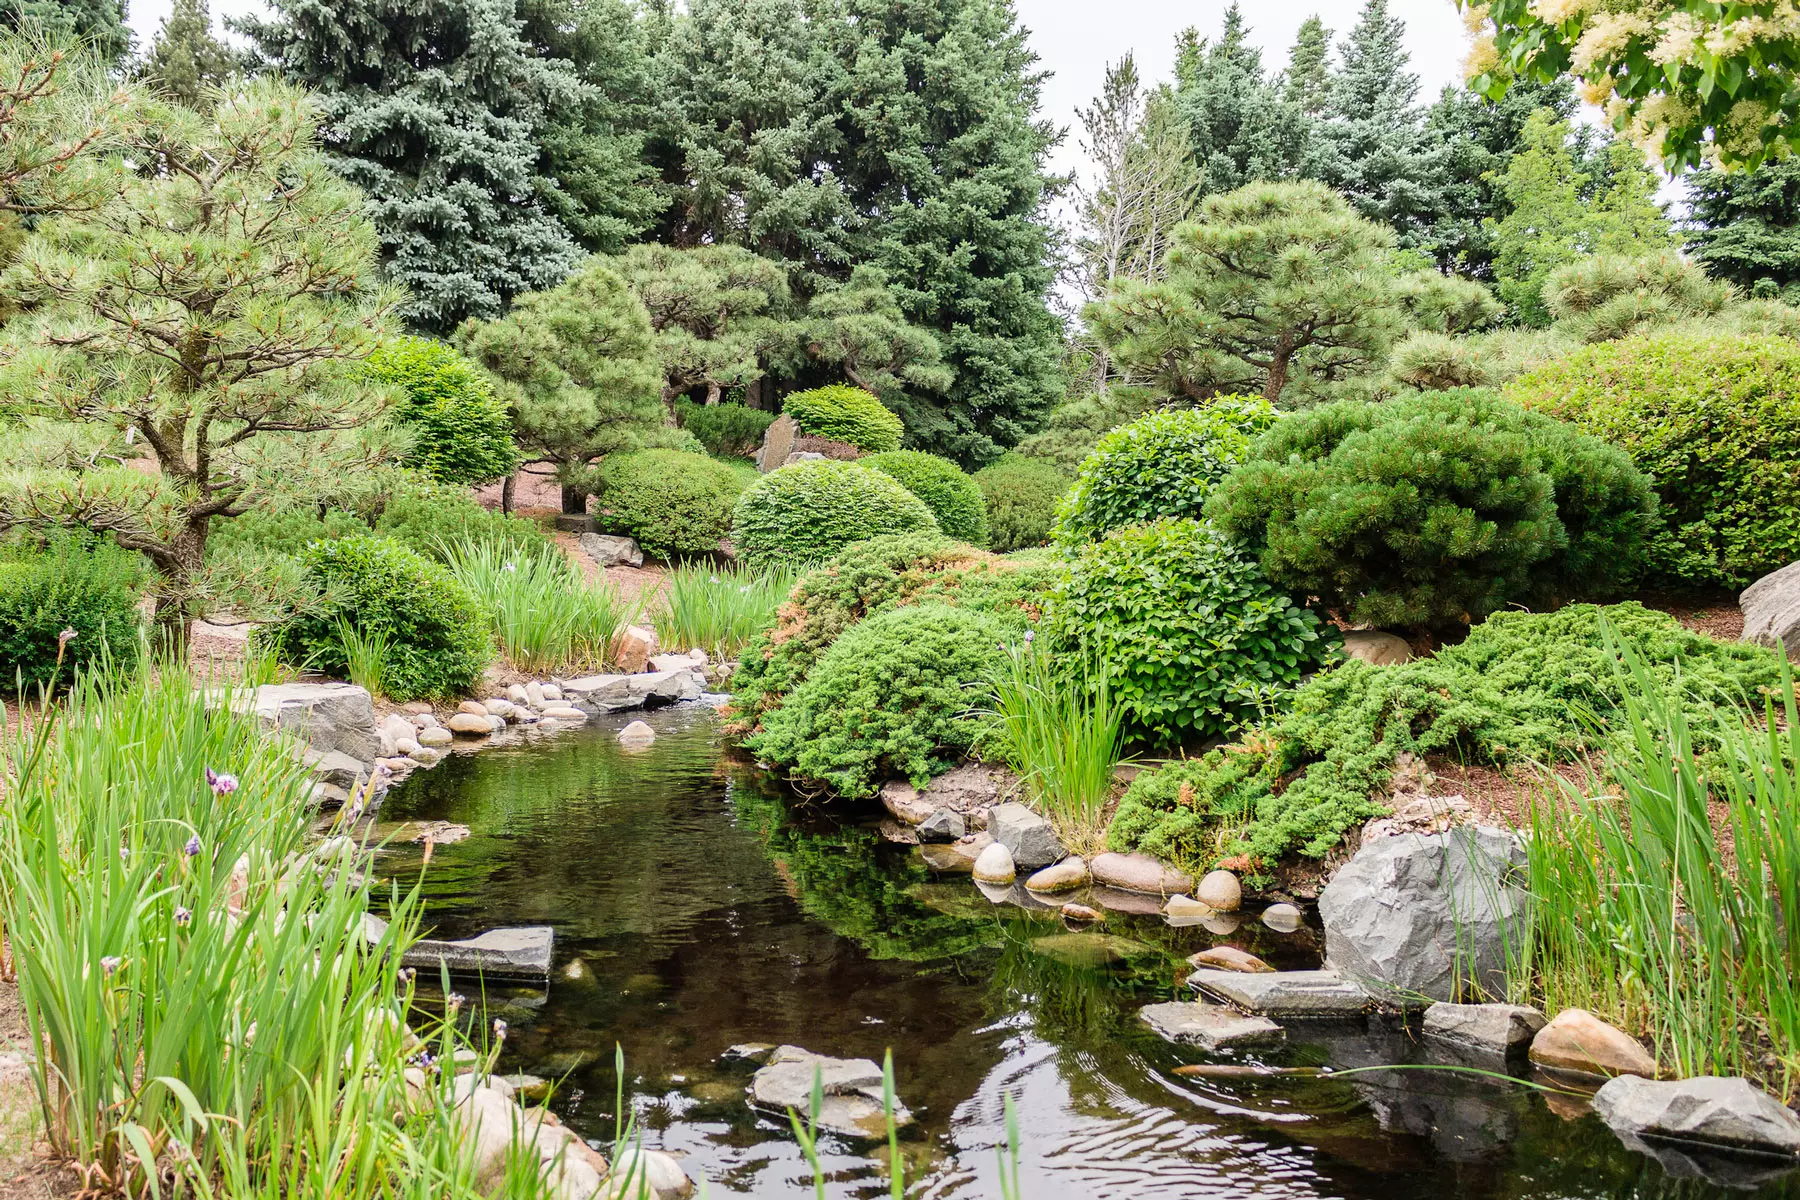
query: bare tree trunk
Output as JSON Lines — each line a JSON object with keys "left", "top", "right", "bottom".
{"left": 501, "top": 472, "right": 515, "bottom": 515}
{"left": 704, "top": 381, "right": 722, "bottom": 406}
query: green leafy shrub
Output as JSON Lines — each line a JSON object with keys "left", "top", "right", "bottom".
{"left": 594, "top": 449, "right": 745, "bottom": 560}
{"left": 1054, "top": 398, "right": 1279, "bottom": 545}
{"left": 972, "top": 455, "right": 1069, "bottom": 552}
{"left": 1207, "top": 389, "right": 1654, "bottom": 632}
{"left": 728, "top": 532, "right": 1052, "bottom": 729}
{"left": 0, "top": 540, "right": 142, "bottom": 691}
{"left": 368, "top": 337, "right": 519, "bottom": 486}
{"left": 675, "top": 399, "right": 777, "bottom": 459}
{"left": 1044, "top": 518, "right": 1333, "bottom": 744}
{"left": 1109, "top": 602, "right": 1786, "bottom": 874}
{"left": 1505, "top": 332, "right": 1800, "bottom": 587}
{"left": 781, "top": 385, "right": 904, "bottom": 452}
{"left": 862, "top": 450, "right": 989, "bottom": 545}
{"left": 731, "top": 460, "right": 937, "bottom": 568}
{"left": 263, "top": 536, "right": 490, "bottom": 701}
{"left": 744, "top": 603, "right": 1005, "bottom": 796}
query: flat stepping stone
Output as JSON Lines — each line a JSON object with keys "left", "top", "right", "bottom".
{"left": 1139, "top": 1001, "right": 1284, "bottom": 1050}
{"left": 1188, "top": 968, "right": 1372, "bottom": 1018}
{"left": 400, "top": 924, "right": 554, "bottom": 980}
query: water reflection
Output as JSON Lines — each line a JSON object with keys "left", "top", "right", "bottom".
{"left": 376, "top": 706, "right": 1800, "bottom": 1199}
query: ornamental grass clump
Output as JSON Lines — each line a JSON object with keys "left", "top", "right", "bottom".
{"left": 653, "top": 561, "right": 796, "bottom": 662}
{"left": 1512, "top": 636, "right": 1800, "bottom": 1103}
{"left": 0, "top": 669, "right": 494, "bottom": 1196}
{"left": 441, "top": 539, "right": 633, "bottom": 674}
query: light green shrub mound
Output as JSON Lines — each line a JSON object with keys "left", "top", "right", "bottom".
{"left": 1044, "top": 518, "right": 1333, "bottom": 745}
{"left": 862, "top": 449, "right": 989, "bottom": 545}
{"left": 263, "top": 535, "right": 490, "bottom": 701}
{"left": 731, "top": 460, "right": 937, "bottom": 568}
{"left": 0, "top": 538, "right": 142, "bottom": 691}
{"left": 1207, "top": 388, "right": 1654, "bottom": 632}
{"left": 368, "top": 337, "right": 519, "bottom": 486}
{"left": 675, "top": 399, "right": 777, "bottom": 460}
{"left": 728, "top": 532, "right": 1052, "bottom": 728}
{"left": 1053, "top": 398, "right": 1279, "bottom": 545}
{"left": 972, "top": 455, "right": 1068, "bottom": 552}
{"left": 744, "top": 603, "right": 1006, "bottom": 797}
{"left": 1505, "top": 332, "right": 1800, "bottom": 588}
{"left": 1109, "top": 601, "right": 1786, "bottom": 876}
{"left": 781, "top": 384, "right": 904, "bottom": 452}
{"left": 594, "top": 449, "right": 745, "bottom": 560}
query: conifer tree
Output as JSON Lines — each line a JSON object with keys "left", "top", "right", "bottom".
{"left": 1, "top": 0, "right": 127, "bottom": 64}
{"left": 1173, "top": 5, "right": 1309, "bottom": 197}
{"left": 1282, "top": 16, "right": 1331, "bottom": 115}
{"left": 1305, "top": 0, "right": 1439, "bottom": 249}
{"left": 141, "top": 0, "right": 232, "bottom": 108}
{"left": 1686, "top": 159, "right": 1800, "bottom": 302}
{"left": 240, "top": 0, "right": 588, "bottom": 331}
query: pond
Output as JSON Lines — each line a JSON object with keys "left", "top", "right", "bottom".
{"left": 375, "top": 704, "right": 1800, "bottom": 1200}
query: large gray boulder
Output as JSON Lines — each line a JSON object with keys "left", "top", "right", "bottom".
{"left": 1593, "top": 1075, "right": 1800, "bottom": 1160}
{"left": 1742, "top": 559, "right": 1800, "bottom": 662}
{"left": 236, "top": 683, "right": 380, "bottom": 762}
{"left": 579, "top": 532, "right": 643, "bottom": 569}
{"left": 1319, "top": 826, "right": 1527, "bottom": 1004}
{"left": 988, "top": 802, "right": 1066, "bottom": 870}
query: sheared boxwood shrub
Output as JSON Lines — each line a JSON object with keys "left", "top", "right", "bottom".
{"left": 1043, "top": 517, "right": 1334, "bottom": 745}
{"left": 263, "top": 535, "right": 490, "bottom": 701}
{"left": 0, "top": 538, "right": 143, "bottom": 691}
{"left": 744, "top": 603, "right": 1005, "bottom": 797}
{"left": 1053, "top": 397, "right": 1278, "bottom": 545}
{"left": 675, "top": 399, "right": 776, "bottom": 460}
{"left": 1108, "top": 601, "right": 1785, "bottom": 876}
{"left": 1207, "top": 388, "right": 1654, "bottom": 633}
{"left": 973, "top": 455, "right": 1068, "bottom": 552}
{"left": 368, "top": 337, "right": 519, "bottom": 486}
{"left": 1505, "top": 331, "right": 1800, "bottom": 588}
{"left": 728, "top": 532, "right": 1052, "bottom": 729}
{"left": 731, "top": 459, "right": 936, "bottom": 568}
{"left": 781, "top": 385, "right": 904, "bottom": 452}
{"left": 594, "top": 448, "right": 744, "bottom": 560}
{"left": 862, "top": 450, "right": 989, "bottom": 545}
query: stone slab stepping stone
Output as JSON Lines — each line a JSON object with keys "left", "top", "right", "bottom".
{"left": 387, "top": 921, "right": 554, "bottom": 980}
{"left": 1422, "top": 1002, "right": 1545, "bottom": 1060}
{"left": 1593, "top": 1074, "right": 1800, "bottom": 1161}
{"left": 1090, "top": 851, "right": 1194, "bottom": 896}
{"left": 1188, "top": 969, "right": 1372, "bottom": 1018}
{"left": 748, "top": 1046, "right": 911, "bottom": 1139}
{"left": 1139, "top": 1001, "right": 1284, "bottom": 1050}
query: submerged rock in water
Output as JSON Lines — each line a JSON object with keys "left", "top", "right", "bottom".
{"left": 1059, "top": 902, "right": 1102, "bottom": 922}
{"left": 1528, "top": 1008, "right": 1658, "bottom": 1080}
{"left": 1139, "top": 1001, "right": 1284, "bottom": 1050}
{"left": 1592, "top": 1075, "right": 1800, "bottom": 1161}
{"left": 748, "top": 1046, "right": 911, "bottom": 1140}
{"left": 1422, "top": 1002, "right": 1545, "bottom": 1061}
{"left": 618, "top": 720, "right": 655, "bottom": 744}
{"left": 1026, "top": 932, "right": 1155, "bottom": 967}
{"left": 379, "top": 920, "right": 554, "bottom": 980}
{"left": 1189, "top": 968, "right": 1372, "bottom": 1018}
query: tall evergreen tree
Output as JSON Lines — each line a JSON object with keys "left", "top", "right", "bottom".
{"left": 1, "top": 0, "right": 128, "bottom": 64}
{"left": 1685, "top": 159, "right": 1800, "bottom": 301}
{"left": 1304, "top": 0, "right": 1439, "bottom": 249}
{"left": 1172, "top": 5, "right": 1308, "bottom": 197}
{"left": 827, "top": 0, "right": 1063, "bottom": 464}
{"left": 240, "top": 0, "right": 588, "bottom": 331}
{"left": 141, "top": 0, "right": 232, "bottom": 108}
{"left": 1282, "top": 15, "right": 1331, "bottom": 115}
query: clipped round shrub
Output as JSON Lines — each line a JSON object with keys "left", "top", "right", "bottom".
{"left": 0, "top": 540, "right": 142, "bottom": 691}
{"left": 594, "top": 449, "right": 745, "bottom": 560}
{"left": 781, "top": 385, "right": 904, "bottom": 453}
{"left": 676, "top": 399, "right": 778, "bottom": 460}
{"left": 973, "top": 454, "right": 1069, "bottom": 552}
{"left": 1505, "top": 332, "right": 1800, "bottom": 587}
{"left": 368, "top": 337, "right": 519, "bottom": 486}
{"left": 731, "top": 460, "right": 937, "bottom": 568}
{"left": 264, "top": 535, "right": 490, "bottom": 701}
{"left": 1208, "top": 388, "right": 1654, "bottom": 631}
{"left": 861, "top": 449, "right": 989, "bottom": 545}
{"left": 1044, "top": 518, "right": 1332, "bottom": 744}
{"left": 744, "top": 603, "right": 1006, "bottom": 797}
{"left": 1052, "top": 397, "right": 1279, "bottom": 545}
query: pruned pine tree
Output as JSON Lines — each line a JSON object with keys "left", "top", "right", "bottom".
{"left": 800, "top": 265, "right": 952, "bottom": 414}
{"left": 0, "top": 81, "right": 402, "bottom": 643}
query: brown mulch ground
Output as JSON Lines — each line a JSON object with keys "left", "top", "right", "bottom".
{"left": 0, "top": 980, "right": 77, "bottom": 1200}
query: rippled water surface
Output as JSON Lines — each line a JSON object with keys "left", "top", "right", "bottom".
{"left": 376, "top": 705, "right": 1800, "bottom": 1200}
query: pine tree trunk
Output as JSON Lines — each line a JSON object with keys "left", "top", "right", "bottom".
{"left": 561, "top": 484, "right": 587, "bottom": 516}
{"left": 501, "top": 472, "right": 516, "bottom": 514}
{"left": 705, "top": 381, "right": 721, "bottom": 406}
{"left": 151, "top": 524, "right": 207, "bottom": 660}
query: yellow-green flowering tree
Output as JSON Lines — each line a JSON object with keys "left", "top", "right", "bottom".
{"left": 1462, "top": 0, "right": 1800, "bottom": 170}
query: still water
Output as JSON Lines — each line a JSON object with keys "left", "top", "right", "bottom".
{"left": 375, "top": 704, "right": 1800, "bottom": 1200}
